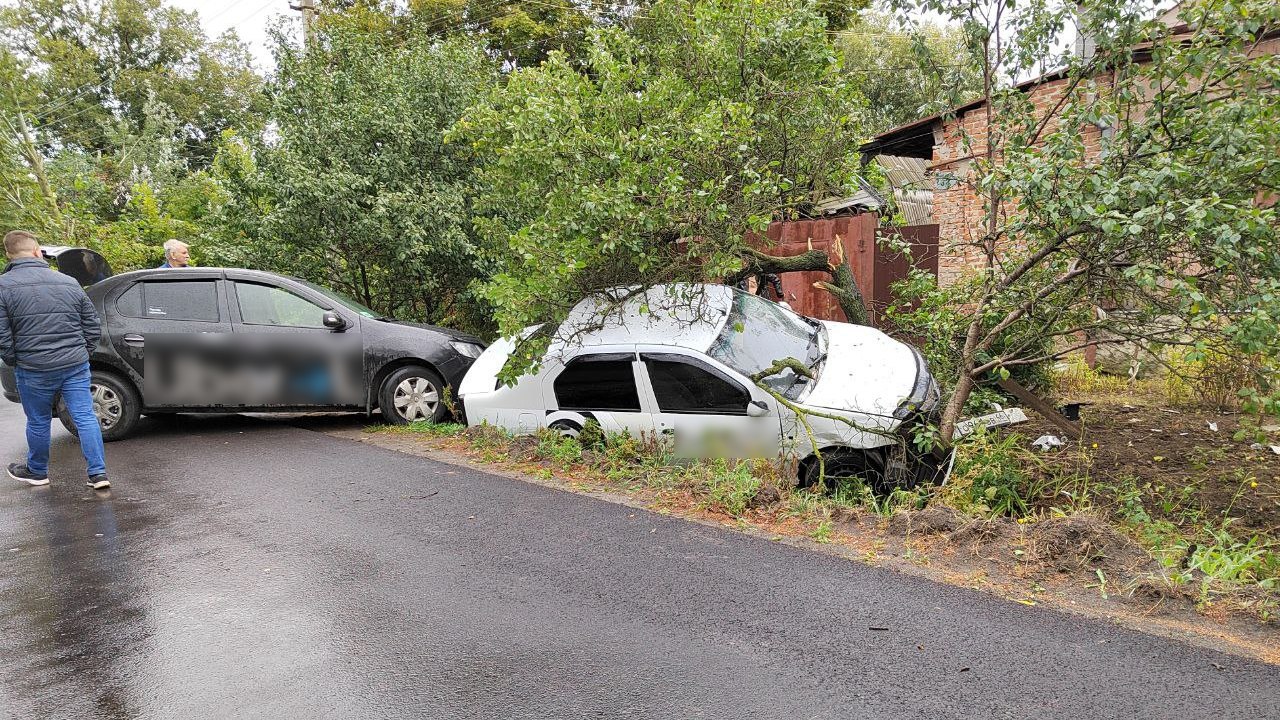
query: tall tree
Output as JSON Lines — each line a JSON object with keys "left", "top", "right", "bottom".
{"left": 452, "top": 0, "right": 871, "bottom": 376}
{"left": 0, "top": 0, "right": 263, "bottom": 167}
{"left": 205, "top": 25, "right": 499, "bottom": 331}
{"left": 837, "top": 11, "right": 984, "bottom": 133}
{"left": 888, "top": 0, "right": 1280, "bottom": 441}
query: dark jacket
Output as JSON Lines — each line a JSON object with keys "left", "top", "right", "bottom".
{"left": 0, "top": 257, "right": 101, "bottom": 371}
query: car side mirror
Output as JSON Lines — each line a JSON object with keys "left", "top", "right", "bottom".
{"left": 746, "top": 399, "right": 769, "bottom": 417}
{"left": 322, "top": 311, "right": 347, "bottom": 331}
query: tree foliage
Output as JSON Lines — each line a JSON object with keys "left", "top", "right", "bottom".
{"left": 1, "top": 0, "right": 263, "bottom": 166}
{"left": 451, "top": 0, "right": 869, "bottom": 369}
{"left": 837, "top": 11, "right": 984, "bottom": 133}
{"left": 889, "top": 0, "right": 1280, "bottom": 440}
{"left": 205, "top": 22, "right": 499, "bottom": 331}
{"left": 0, "top": 0, "right": 262, "bottom": 265}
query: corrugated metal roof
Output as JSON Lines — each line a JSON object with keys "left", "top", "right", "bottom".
{"left": 811, "top": 178, "right": 885, "bottom": 216}
{"left": 875, "top": 155, "right": 933, "bottom": 225}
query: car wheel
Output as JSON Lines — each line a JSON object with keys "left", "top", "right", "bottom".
{"left": 801, "top": 447, "right": 889, "bottom": 493}
{"left": 548, "top": 419, "right": 582, "bottom": 440}
{"left": 57, "top": 370, "right": 142, "bottom": 442}
{"left": 379, "top": 365, "right": 449, "bottom": 425}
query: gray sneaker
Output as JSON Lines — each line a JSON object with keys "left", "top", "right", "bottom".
{"left": 87, "top": 474, "right": 111, "bottom": 490}
{"left": 8, "top": 463, "right": 50, "bottom": 487}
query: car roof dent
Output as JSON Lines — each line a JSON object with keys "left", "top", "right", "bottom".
{"left": 547, "top": 284, "right": 734, "bottom": 357}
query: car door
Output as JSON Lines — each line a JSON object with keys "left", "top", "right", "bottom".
{"left": 637, "top": 351, "right": 783, "bottom": 459}
{"left": 107, "top": 273, "right": 231, "bottom": 407}
{"left": 226, "top": 276, "right": 363, "bottom": 408}
{"left": 543, "top": 351, "right": 655, "bottom": 438}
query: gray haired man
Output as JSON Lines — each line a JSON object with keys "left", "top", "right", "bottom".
{"left": 159, "top": 239, "right": 190, "bottom": 268}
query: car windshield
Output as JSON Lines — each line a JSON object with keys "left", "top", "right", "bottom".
{"left": 297, "top": 280, "right": 381, "bottom": 319}
{"left": 707, "top": 290, "right": 823, "bottom": 398}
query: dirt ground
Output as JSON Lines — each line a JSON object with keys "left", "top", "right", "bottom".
{"left": 1017, "top": 396, "right": 1280, "bottom": 536}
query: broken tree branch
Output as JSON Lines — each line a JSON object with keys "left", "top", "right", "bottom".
{"left": 732, "top": 235, "right": 870, "bottom": 326}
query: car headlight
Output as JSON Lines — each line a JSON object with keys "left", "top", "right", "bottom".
{"left": 894, "top": 347, "right": 937, "bottom": 420}
{"left": 450, "top": 341, "right": 484, "bottom": 359}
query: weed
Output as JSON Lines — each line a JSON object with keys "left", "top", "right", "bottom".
{"left": 534, "top": 429, "right": 582, "bottom": 469}
{"left": 828, "top": 477, "right": 924, "bottom": 516}
{"left": 578, "top": 419, "right": 606, "bottom": 449}
{"left": 1054, "top": 356, "right": 1136, "bottom": 397}
{"left": 811, "top": 519, "right": 835, "bottom": 543}
{"left": 466, "top": 423, "right": 509, "bottom": 450}
{"left": 1164, "top": 345, "right": 1268, "bottom": 411}
{"left": 1086, "top": 568, "right": 1110, "bottom": 600}
{"left": 379, "top": 421, "right": 466, "bottom": 437}
{"left": 687, "top": 459, "right": 761, "bottom": 517}
{"left": 943, "top": 429, "right": 1044, "bottom": 517}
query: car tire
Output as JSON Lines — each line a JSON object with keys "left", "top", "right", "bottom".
{"left": 800, "top": 447, "right": 890, "bottom": 493}
{"left": 548, "top": 419, "right": 582, "bottom": 440}
{"left": 379, "top": 365, "right": 449, "bottom": 425}
{"left": 57, "top": 370, "right": 142, "bottom": 442}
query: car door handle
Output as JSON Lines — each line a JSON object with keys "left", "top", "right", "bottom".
{"left": 123, "top": 334, "right": 144, "bottom": 347}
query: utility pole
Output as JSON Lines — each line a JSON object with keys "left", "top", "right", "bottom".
{"left": 289, "top": 0, "right": 318, "bottom": 48}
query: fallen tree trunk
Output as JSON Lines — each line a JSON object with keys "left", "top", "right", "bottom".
{"left": 728, "top": 237, "right": 871, "bottom": 326}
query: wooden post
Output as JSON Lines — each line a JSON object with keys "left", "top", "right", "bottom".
{"left": 996, "top": 377, "right": 1082, "bottom": 440}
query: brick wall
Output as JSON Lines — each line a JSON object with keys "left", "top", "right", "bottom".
{"left": 931, "top": 78, "right": 1105, "bottom": 287}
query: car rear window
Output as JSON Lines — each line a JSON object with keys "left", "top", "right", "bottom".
{"left": 554, "top": 355, "right": 641, "bottom": 412}
{"left": 140, "top": 281, "right": 219, "bottom": 322}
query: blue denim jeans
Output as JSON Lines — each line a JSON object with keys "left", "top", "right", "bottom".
{"left": 15, "top": 362, "right": 107, "bottom": 477}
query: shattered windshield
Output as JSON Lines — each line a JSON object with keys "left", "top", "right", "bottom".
{"left": 707, "top": 290, "right": 823, "bottom": 398}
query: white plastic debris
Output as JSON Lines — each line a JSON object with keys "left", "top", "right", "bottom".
{"left": 1272, "top": 446, "right": 1280, "bottom": 456}
{"left": 1250, "top": 443, "right": 1266, "bottom": 451}
{"left": 1032, "top": 435, "right": 1065, "bottom": 451}
{"left": 1207, "top": 422, "right": 1219, "bottom": 432}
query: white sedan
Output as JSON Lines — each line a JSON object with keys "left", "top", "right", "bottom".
{"left": 459, "top": 284, "right": 946, "bottom": 489}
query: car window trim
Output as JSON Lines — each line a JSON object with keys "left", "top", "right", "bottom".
{"left": 553, "top": 352, "right": 643, "bottom": 412}
{"left": 640, "top": 351, "right": 751, "bottom": 416}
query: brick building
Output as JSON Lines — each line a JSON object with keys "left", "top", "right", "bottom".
{"left": 859, "top": 4, "right": 1279, "bottom": 289}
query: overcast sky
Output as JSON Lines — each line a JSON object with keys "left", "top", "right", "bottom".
{"left": 170, "top": 0, "right": 293, "bottom": 71}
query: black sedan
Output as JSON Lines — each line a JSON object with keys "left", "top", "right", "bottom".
{"left": 1, "top": 266, "right": 484, "bottom": 441}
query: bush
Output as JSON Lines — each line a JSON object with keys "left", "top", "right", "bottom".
{"left": 1164, "top": 345, "right": 1271, "bottom": 411}
{"left": 943, "top": 429, "right": 1044, "bottom": 517}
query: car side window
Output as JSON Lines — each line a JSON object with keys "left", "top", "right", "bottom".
{"left": 643, "top": 354, "right": 749, "bottom": 415}
{"left": 234, "top": 281, "right": 328, "bottom": 328}
{"left": 553, "top": 354, "right": 641, "bottom": 412}
{"left": 139, "top": 281, "right": 219, "bottom": 322}
{"left": 116, "top": 283, "right": 143, "bottom": 317}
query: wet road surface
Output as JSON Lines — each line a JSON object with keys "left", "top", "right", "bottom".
{"left": 2, "top": 404, "right": 1279, "bottom": 719}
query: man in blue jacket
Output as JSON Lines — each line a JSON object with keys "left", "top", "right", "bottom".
{"left": 0, "top": 230, "right": 110, "bottom": 489}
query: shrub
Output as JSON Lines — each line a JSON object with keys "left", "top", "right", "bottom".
{"left": 1164, "top": 345, "right": 1270, "bottom": 411}
{"left": 943, "top": 429, "right": 1044, "bottom": 517}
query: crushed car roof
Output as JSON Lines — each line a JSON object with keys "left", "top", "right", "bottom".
{"left": 548, "top": 284, "right": 735, "bottom": 355}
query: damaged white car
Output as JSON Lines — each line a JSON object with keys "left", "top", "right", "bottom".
{"left": 459, "top": 284, "right": 949, "bottom": 489}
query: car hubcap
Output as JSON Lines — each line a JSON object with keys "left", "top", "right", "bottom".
{"left": 91, "top": 384, "right": 121, "bottom": 429}
{"left": 393, "top": 377, "right": 439, "bottom": 422}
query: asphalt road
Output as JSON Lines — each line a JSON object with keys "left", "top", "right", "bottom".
{"left": 1, "top": 404, "right": 1278, "bottom": 719}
